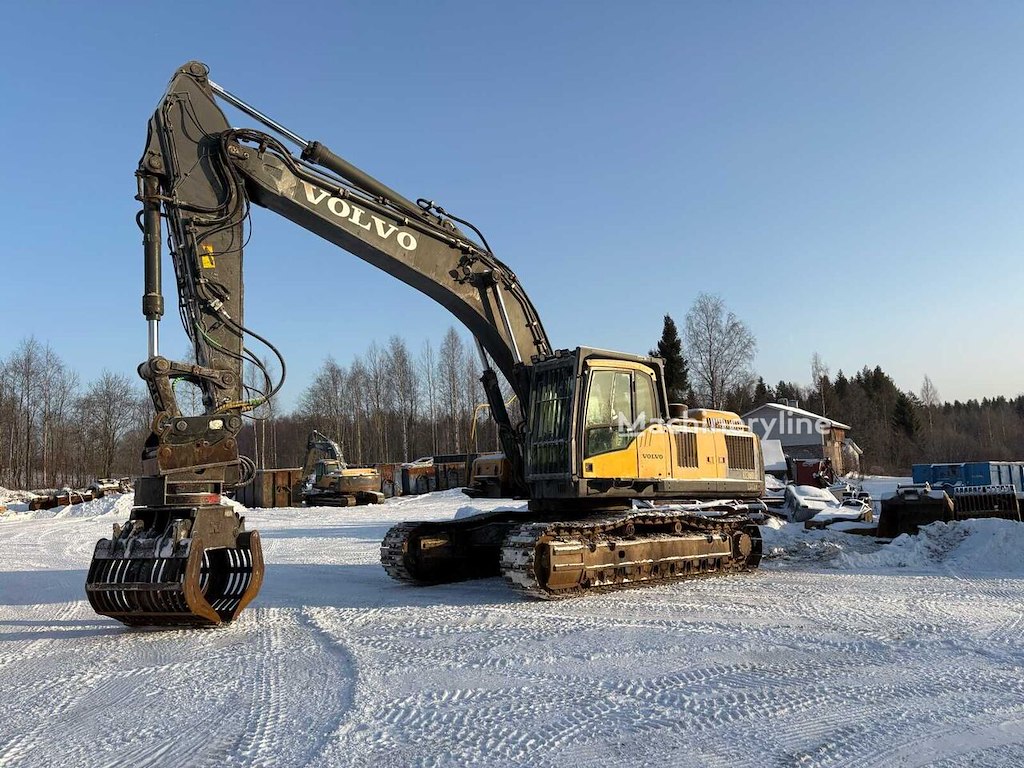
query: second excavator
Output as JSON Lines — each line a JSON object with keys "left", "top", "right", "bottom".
{"left": 85, "top": 61, "right": 765, "bottom": 627}
{"left": 301, "top": 430, "right": 383, "bottom": 507}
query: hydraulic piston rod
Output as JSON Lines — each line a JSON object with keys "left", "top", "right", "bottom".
{"left": 209, "top": 78, "right": 423, "bottom": 218}
{"left": 139, "top": 173, "right": 163, "bottom": 357}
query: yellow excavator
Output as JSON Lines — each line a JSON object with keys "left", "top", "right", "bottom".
{"left": 85, "top": 62, "right": 765, "bottom": 627}
{"left": 301, "top": 430, "right": 383, "bottom": 506}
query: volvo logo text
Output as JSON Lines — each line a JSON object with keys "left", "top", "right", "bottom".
{"left": 300, "top": 181, "right": 418, "bottom": 251}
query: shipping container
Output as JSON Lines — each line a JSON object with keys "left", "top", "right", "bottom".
{"left": 911, "top": 462, "right": 1024, "bottom": 494}
{"left": 400, "top": 455, "right": 475, "bottom": 495}
{"left": 234, "top": 468, "right": 305, "bottom": 508}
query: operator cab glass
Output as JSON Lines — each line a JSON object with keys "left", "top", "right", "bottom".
{"left": 584, "top": 368, "right": 658, "bottom": 458}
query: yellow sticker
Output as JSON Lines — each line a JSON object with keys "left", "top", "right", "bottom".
{"left": 200, "top": 243, "right": 216, "bottom": 269}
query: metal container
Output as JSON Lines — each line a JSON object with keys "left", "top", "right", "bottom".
{"left": 235, "top": 468, "right": 304, "bottom": 508}
{"left": 912, "top": 462, "right": 1024, "bottom": 494}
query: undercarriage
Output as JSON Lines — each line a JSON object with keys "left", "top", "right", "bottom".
{"left": 381, "top": 502, "right": 764, "bottom": 598}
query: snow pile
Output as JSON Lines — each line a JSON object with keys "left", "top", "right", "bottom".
{"left": 760, "top": 519, "right": 854, "bottom": 566}
{"left": 762, "top": 516, "right": 1024, "bottom": 576}
{"left": 53, "top": 493, "right": 135, "bottom": 520}
{"left": 838, "top": 518, "right": 1024, "bottom": 575}
{"left": 0, "top": 486, "right": 37, "bottom": 505}
{"left": 1, "top": 492, "right": 134, "bottom": 521}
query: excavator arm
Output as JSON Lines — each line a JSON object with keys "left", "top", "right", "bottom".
{"left": 136, "top": 61, "right": 549, "bottom": 502}
{"left": 302, "top": 430, "right": 344, "bottom": 476}
{"left": 87, "top": 61, "right": 553, "bottom": 627}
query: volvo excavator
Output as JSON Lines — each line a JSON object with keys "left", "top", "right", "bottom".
{"left": 85, "top": 61, "right": 765, "bottom": 627}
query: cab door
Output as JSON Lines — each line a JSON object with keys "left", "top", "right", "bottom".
{"left": 580, "top": 368, "right": 638, "bottom": 478}
{"left": 580, "top": 364, "right": 669, "bottom": 480}
{"left": 634, "top": 369, "right": 670, "bottom": 479}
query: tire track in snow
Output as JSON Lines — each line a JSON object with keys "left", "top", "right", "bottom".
{"left": 228, "top": 607, "right": 356, "bottom": 767}
{"left": 935, "top": 551, "right": 1024, "bottom": 652}
{"left": 773, "top": 663, "right": 1023, "bottom": 767}
{"left": 4, "top": 499, "right": 1024, "bottom": 766}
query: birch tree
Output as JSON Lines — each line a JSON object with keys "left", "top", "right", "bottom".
{"left": 684, "top": 293, "right": 757, "bottom": 410}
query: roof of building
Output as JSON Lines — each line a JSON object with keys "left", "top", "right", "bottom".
{"left": 741, "top": 402, "right": 851, "bottom": 431}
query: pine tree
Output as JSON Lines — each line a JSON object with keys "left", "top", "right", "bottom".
{"left": 650, "top": 314, "right": 691, "bottom": 403}
{"left": 833, "top": 370, "right": 849, "bottom": 400}
{"left": 892, "top": 391, "right": 921, "bottom": 439}
{"left": 753, "top": 377, "right": 773, "bottom": 406}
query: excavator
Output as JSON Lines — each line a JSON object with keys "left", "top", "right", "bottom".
{"left": 301, "top": 430, "right": 384, "bottom": 506}
{"left": 85, "top": 61, "right": 765, "bottom": 627}
{"left": 463, "top": 397, "right": 517, "bottom": 499}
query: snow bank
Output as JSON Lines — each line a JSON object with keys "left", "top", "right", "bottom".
{"left": 762, "top": 516, "right": 1024, "bottom": 576}
{"left": 0, "top": 492, "right": 134, "bottom": 521}
{"left": 0, "top": 486, "right": 38, "bottom": 505}
{"left": 760, "top": 520, "right": 855, "bottom": 566}
{"left": 838, "top": 518, "right": 1024, "bottom": 575}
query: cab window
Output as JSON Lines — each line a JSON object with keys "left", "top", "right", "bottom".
{"left": 584, "top": 370, "right": 633, "bottom": 457}
{"left": 635, "top": 370, "right": 656, "bottom": 425}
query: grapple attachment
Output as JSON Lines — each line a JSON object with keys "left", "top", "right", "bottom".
{"left": 86, "top": 504, "right": 264, "bottom": 627}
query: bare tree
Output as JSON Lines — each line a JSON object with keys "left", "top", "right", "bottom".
{"left": 348, "top": 358, "right": 368, "bottom": 464}
{"left": 920, "top": 374, "right": 941, "bottom": 432}
{"left": 244, "top": 356, "right": 280, "bottom": 468}
{"left": 78, "top": 371, "right": 141, "bottom": 479}
{"left": 39, "top": 346, "right": 79, "bottom": 487}
{"left": 419, "top": 340, "right": 439, "bottom": 455}
{"left": 920, "top": 375, "right": 941, "bottom": 409}
{"left": 6, "top": 338, "right": 43, "bottom": 488}
{"left": 0, "top": 362, "right": 13, "bottom": 487}
{"left": 683, "top": 293, "right": 757, "bottom": 410}
{"left": 388, "top": 336, "right": 418, "bottom": 461}
{"left": 438, "top": 327, "right": 466, "bottom": 452}
{"left": 463, "top": 350, "right": 487, "bottom": 452}
{"left": 364, "top": 343, "right": 390, "bottom": 461}
{"left": 811, "top": 352, "right": 831, "bottom": 416}
{"left": 298, "top": 356, "right": 355, "bottom": 460}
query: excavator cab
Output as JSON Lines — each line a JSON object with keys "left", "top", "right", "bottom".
{"left": 312, "top": 458, "right": 344, "bottom": 484}
{"left": 526, "top": 348, "right": 764, "bottom": 505}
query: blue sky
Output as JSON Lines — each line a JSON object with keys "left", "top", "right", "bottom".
{"left": 1, "top": 1, "right": 1021, "bottom": 407}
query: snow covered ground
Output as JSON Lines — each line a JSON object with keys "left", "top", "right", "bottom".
{"left": 2, "top": 483, "right": 1024, "bottom": 767}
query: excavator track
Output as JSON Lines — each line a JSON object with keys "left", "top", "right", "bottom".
{"left": 380, "top": 522, "right": 421, "bottom": 583}
{"left": 305, "top": 491, "right": 386, "bottom": 507}
{"left": 381, "top": 506, "right": 763, "bottom": 598}
{"left": 380, "top": 511, "right": 528, "bottom": 586}
{"left": 499, "top": 511, "right": 762, "bottom": 599}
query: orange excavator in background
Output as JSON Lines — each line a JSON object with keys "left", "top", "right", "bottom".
{"left": 85, "top": 62, "right": 766, "bottom": 628}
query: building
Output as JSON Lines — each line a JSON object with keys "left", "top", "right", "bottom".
{"left": 741, "top": 400, "right": 859, "bottom": 476}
